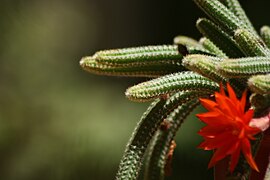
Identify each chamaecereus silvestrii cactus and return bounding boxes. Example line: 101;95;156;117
80;0;270;179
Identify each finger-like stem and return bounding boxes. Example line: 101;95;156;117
217;57;270;78
219;0;257;35
95;45;182;64
199;37;227;58
116;91;210;180
173;36;202;48
234;29;270;57
196;18;244;58
144;99;200;180
248;74;270;95
182;54;245;94
80;56;185;77
260;26;270;49
173;35;214;56
125;71;219;102
194;0;246;35
115;99;166;180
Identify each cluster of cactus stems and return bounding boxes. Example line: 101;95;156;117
80;0;270;179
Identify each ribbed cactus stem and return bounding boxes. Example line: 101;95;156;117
125;71;219;102
248;74;270;95
234;29;270;57
218;57;270;78
260;26;270;49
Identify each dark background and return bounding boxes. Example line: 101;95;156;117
0;0;269;179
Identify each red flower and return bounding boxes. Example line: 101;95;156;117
197;83;261;172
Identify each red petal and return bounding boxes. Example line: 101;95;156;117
245;126;261;137
227;83;238;104
215;93;236;117
208;148;227;168
200;132;235;150
199;98;218;111
198;141;213;150
208;140;235;168
244;109;254;124
196;111;220;118
197;114;231;127
197;83;260;173
229;144;241;173
198;125;226;137
240;89;247;112
241;138;259;172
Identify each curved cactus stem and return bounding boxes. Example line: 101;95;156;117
196;18;244;58
125;71;219;102
78;1;270;180
115;99;166;180
144;99;200;180
116;90;212;180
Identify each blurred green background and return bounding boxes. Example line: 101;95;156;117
0;0;269;179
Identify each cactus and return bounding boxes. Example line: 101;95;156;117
80;0;270;179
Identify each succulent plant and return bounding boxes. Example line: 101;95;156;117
80;0;270;179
